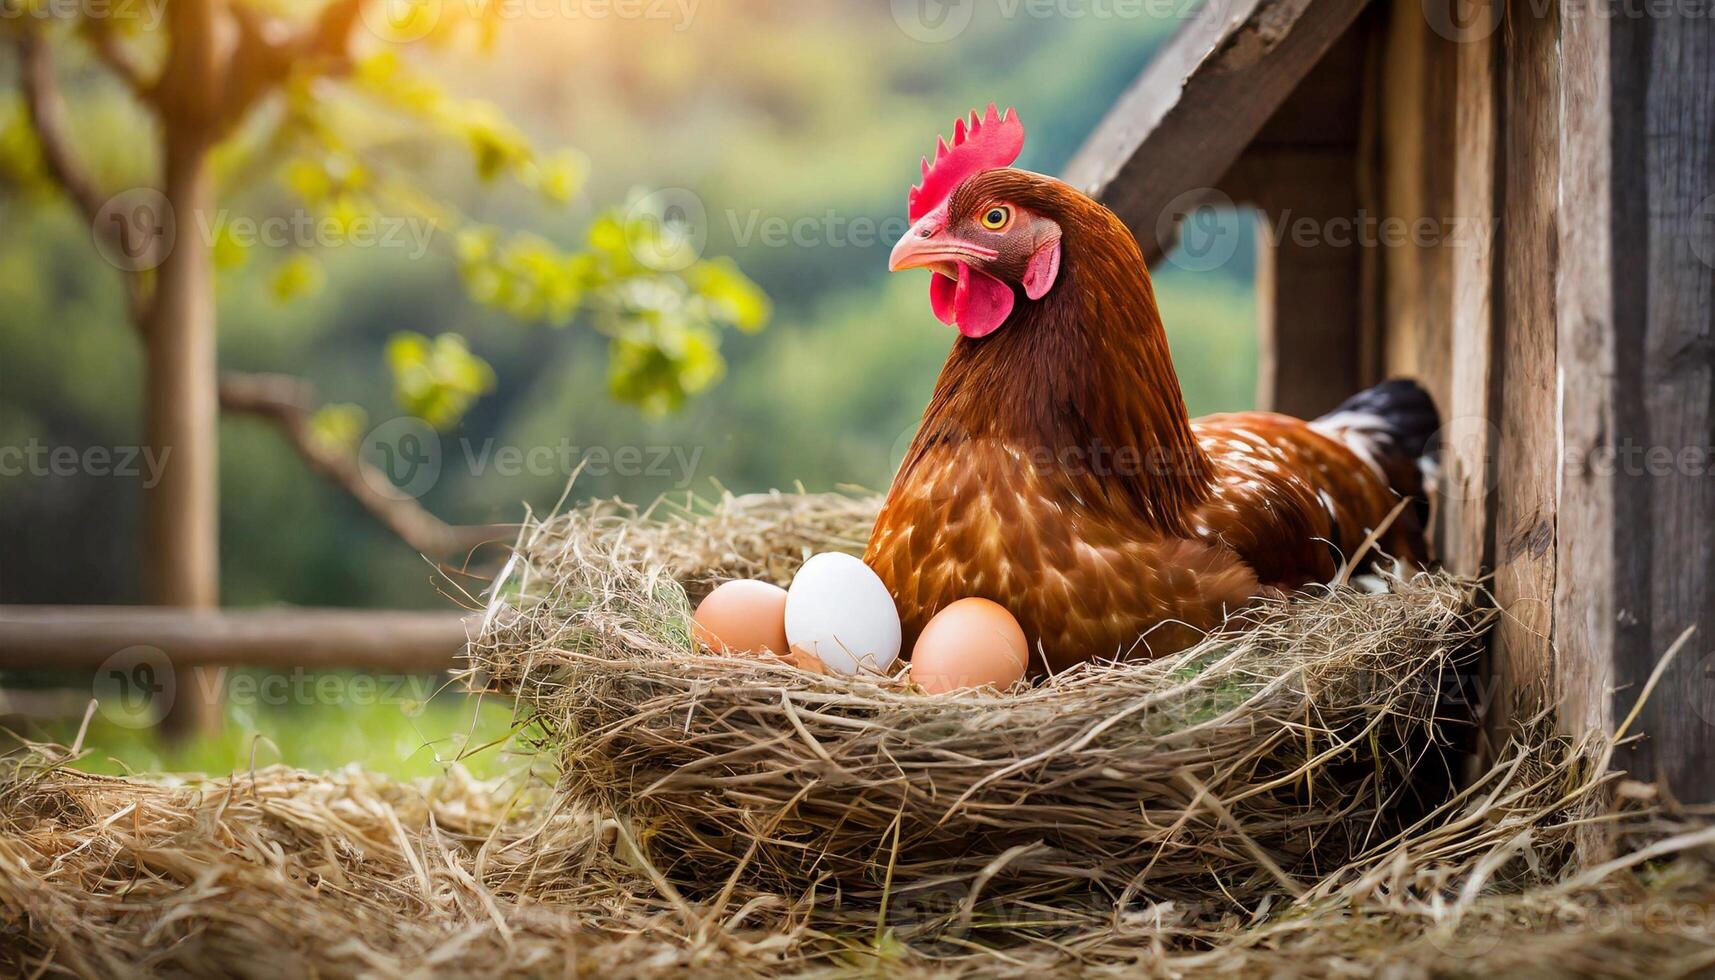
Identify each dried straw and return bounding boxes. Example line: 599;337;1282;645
4;718;1713;976
7;490;1715;977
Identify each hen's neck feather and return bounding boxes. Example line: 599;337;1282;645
905;189;1213;533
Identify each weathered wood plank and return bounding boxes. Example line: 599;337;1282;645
1064;0;1371;263
1553;0;1617;746
1578;6;1715;796
1376;0;1457;417
0;606;470;671
1440;3;1501;581
1489;0;1561;715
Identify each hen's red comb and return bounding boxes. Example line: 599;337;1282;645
907;104;1025;222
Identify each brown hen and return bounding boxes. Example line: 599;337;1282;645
866;107;1436;672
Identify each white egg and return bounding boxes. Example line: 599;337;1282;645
784;552;902;675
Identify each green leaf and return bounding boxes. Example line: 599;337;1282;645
386;331;496;429
211;220;250;272
280;157;333;206
456;102;533;183
606;326;726;417
271;253;326;303
687;258;772;333
532;149;589;204
308;403;368;454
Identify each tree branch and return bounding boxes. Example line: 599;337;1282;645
217;372;508;559
78;19;154;98
217;0;367;134
14;29;152;326
16;30;108;229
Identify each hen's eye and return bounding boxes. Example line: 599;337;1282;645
980;206;1011;230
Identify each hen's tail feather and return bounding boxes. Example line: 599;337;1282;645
1311;378;1441;532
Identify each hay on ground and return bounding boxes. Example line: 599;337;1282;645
4;726;1715;977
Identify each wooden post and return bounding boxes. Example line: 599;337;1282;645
143;133;219;616
147;0;224;735
1485;0;1562;720
1440;5;1501;582
1556;0;1715;797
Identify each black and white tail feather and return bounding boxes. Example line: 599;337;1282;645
1309;379;1441;589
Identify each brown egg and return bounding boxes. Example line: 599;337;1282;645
910;598;1029;694
693;580;789;658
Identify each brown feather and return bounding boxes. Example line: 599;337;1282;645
867;171;1427;672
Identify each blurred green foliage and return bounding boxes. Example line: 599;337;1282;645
31;681;525;781
0;2;1258;775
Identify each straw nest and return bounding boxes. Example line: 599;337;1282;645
468;491;1487;929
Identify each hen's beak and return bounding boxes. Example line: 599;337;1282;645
889;215;998;274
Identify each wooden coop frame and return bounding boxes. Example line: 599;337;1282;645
1069;0;1715;798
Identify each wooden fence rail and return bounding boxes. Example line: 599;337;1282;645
0;607;471;673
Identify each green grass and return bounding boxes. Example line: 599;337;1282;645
15;674;527;781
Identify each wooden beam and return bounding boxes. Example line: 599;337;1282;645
1064;0;1372;263
0;607;470;672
